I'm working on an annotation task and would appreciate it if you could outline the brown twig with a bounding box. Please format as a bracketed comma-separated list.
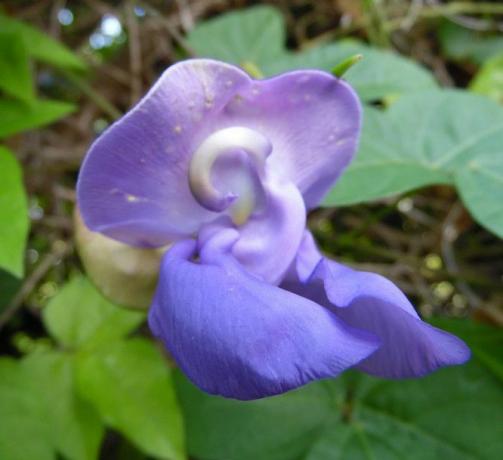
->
[139, 2, 197, 56]
[0, 241, 72, 331]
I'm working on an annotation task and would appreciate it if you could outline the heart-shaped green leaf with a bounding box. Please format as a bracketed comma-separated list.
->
[176, 319, 502, 460]
[325, 90, 503, 237]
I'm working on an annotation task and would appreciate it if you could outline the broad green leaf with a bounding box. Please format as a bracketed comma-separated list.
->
[263, 41, 437, 101]
[325, 90, 503, 236]
[76, 338, 185, 460]
[0, 14, 87, 72]
[0, 97, 75, 138]
[0, 358, 54, 460]
[470, 53, 503, 104]
[43, 276, 144, 349]
[175, 371, 338, 460]
[431, 319, 503, 383]
[176, 320, 502, 460]
[0, 31, 34, 102]
[0, 351, 103, 460]
[0, 146, 29, 278]
[439, 21, 503, 66]
[187, 6, 285, 67]
[187, 6, 437, 101]
[307, 360, 502, 460]
[455, 144, 503, 238]
[21, 350, 104, 460]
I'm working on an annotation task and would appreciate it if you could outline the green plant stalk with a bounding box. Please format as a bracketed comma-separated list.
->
[421, 2, 503, 17]
[362, 0, 390, 47]
[61, 69, 122, 120]
[386, 2, 503, 30]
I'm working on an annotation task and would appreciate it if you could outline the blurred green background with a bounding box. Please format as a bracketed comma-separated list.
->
[0, 1, 502, 459]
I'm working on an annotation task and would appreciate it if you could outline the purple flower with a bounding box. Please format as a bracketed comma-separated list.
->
[77, 59, 470, 400]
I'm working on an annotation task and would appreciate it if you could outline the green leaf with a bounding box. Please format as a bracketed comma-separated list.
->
[0, 146, 29, 278]
[307, 360, 502, 460]
[76, 338, 185, 460]
[470, 53, 503, 104]
[324, 90, 503, 236]
[0, 351, 103, 460]
[0, 269, 21, 313]
[0, 358, 55, 460]
[187, 5, 285, 67]
[439, 21, 503, 66]
[0, 97, 75, 138]
[0, 14, 87, 72]
[42, 276, 145, 349]
[456, 147, 503, 238]
[175, 371, 337, 460]
[187, 6, 437, 101]
[176, 320, 502, 460]
[0, 31, 34, 102]
[431, 319, 503, 383]
[21, 350, 104, 460]
[263, 40, 438, 101]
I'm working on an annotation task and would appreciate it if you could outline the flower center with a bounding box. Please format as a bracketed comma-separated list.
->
[189, 127, 272, 225]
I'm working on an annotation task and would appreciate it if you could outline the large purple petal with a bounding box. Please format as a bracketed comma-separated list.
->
[77, 60, 252, 246]
[148, 236, 380, 400]
[221, 71, 362, 208]
[284, 234, 470, 378]
[78, 60, 362, 247]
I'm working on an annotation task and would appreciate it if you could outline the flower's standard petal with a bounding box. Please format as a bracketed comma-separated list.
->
[77, 60, 252, 246]
[78, 59, 362, 247]
[148, 237, 380, 400]
[220, 71, 362, 207]
[286, 256, 470, 379]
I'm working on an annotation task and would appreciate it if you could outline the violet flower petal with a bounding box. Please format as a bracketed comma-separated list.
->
[284, 230, 323, 283]
[195, 169, 306, 284]
[219, 70, 362, 208]
[78, 60, 362, 247]
[284, 236, 470, 378]
[77, 60, 252, 246]
[148, 237, 380, 400]
[231, 174, 306, 284]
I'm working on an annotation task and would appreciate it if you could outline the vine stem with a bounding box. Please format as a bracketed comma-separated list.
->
[386, 2, 503, 30]
[420, 2, 503, 17]
[61, 69, 122, 120]
[303, 1, 503, 50]
[362, 0, 391, 47]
